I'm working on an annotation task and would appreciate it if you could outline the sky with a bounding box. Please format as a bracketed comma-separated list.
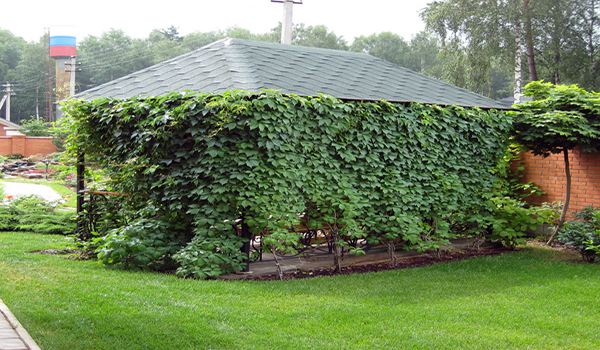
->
[3, 0, 432, 44]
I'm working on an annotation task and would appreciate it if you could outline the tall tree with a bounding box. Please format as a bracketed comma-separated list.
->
[421, 0, 519, 99]
[423, 0, 600, 99]
[532, 0, 580, 85]
[6, 39, 49, 123]
[77, 30, 150, 90]
[0, 29, 25, 82]
[407, 31, 442, 74]
[570, 0, 600, 90]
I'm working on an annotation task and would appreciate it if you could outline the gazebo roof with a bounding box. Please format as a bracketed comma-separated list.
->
[77, 38, 508, 109]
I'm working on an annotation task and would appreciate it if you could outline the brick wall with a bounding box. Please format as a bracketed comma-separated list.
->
[0, 135, 57, 157]
[520, 148, 600, 213]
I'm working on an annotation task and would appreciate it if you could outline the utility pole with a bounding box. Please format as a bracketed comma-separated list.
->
[271, 0, 302, 45]
[0, 83, 14, 121]
[65, 56, 80, 97]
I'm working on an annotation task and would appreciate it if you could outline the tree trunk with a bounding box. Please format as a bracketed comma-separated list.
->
[386, 240, 397, 267]
[547, 148, 571, 244]
[331, 226, 343, 273]
[587, 0, 598, 90]
[524, 0, 538, 81]
[514, 21, 524, 104]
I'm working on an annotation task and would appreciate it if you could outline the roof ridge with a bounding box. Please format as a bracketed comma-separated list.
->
[221, 38, 263, 91]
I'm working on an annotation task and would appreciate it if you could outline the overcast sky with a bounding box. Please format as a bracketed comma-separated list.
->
[4, 0, 432, 44]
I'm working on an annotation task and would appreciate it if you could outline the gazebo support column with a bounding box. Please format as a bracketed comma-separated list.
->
[76, 153, 85, 236]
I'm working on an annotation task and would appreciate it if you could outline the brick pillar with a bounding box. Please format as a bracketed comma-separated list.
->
[11, 135, 26, 156]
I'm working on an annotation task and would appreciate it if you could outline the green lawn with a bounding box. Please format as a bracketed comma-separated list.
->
[1, 232, 598, 349]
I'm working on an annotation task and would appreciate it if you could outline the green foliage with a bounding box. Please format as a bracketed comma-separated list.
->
[18, 118, 52, 136]
[0, 195, 76, 234]
[492, 144, 544, 200]
[76, 193, 135, 247]
[557, 206, 600, 262]
[96, 216, 188, 270]
[64, 90, 512, 278]
[512, 81, 600, 156]
[487, 197, 556, 247]
[173, 232, 247, 279]
[292, 24, 348, 50]
[453, 197, 558, 248]
[351, 32, 410, 66]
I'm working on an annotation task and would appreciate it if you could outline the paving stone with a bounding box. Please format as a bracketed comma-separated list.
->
[0, 319, 11, 329]
[0, 337, 27, 350]
[0, 329, 17, 338]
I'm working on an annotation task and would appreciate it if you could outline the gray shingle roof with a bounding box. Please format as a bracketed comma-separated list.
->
[77, 38, 508, 109]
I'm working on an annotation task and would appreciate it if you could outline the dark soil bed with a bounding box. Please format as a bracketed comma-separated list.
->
[30, 248, 79, 255]
[248, 247, 514, 281]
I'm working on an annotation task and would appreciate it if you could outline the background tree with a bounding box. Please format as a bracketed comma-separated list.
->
[406, 31, 442, 75]
[351, 32, 411, 66]
[5, 37, 48, 123]
[77, 30, 150, 90]
[532, 0, 582, 85]
[292, 24, 348, 49]
[569, 0, 600, 89]
[18, 117, 52, 136]
[0, 30, 25, 82]
[422, 0, 600, 100]
[512, 81, 600, 243]
[421, 0, 519, 99]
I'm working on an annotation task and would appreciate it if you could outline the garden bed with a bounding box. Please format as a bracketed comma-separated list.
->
[245, 246, 513, 281]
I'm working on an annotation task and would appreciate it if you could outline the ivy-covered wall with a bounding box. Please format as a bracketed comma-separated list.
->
[64, 90, 512, 278]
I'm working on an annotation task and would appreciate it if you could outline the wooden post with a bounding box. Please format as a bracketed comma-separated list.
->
[241, 217, 252, 272]
[76, 153, 85, 235]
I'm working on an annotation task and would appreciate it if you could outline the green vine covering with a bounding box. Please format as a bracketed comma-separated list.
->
[63, 91, 512, 278]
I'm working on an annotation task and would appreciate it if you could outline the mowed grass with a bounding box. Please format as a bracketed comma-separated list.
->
[1, 232, 599, 350]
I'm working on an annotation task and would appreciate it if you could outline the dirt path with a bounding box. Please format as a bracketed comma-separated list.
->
[0, 181, 62, 202]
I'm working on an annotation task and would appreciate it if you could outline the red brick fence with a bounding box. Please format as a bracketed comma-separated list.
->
[520, 148, 600, 214]
[0, 135, 57, 158]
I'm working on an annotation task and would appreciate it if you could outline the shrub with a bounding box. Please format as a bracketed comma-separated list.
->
[454, 197, 558, 248]
[95, 217, 189, 271]
[557, 206, 600, 262]
[487, 197, 557, 247]
[0, 195, 76, 235]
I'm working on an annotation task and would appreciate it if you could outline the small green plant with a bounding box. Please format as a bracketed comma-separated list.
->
[459, 197, 558, 248]
[557, 206, 600, 262]
[173, 230, 247, 279]
[95, 217, 187, 271]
